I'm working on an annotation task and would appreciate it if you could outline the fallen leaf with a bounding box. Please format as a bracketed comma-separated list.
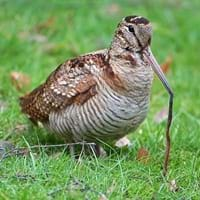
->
[169, 179, 179, 192]
[10, 71, 31, 91]
[154, 107, 168, 124]
[115, 136, 132, 148]
[34, 17, 55, 32]
[161, 56, 173, 74]
[136, 147, 149, 163]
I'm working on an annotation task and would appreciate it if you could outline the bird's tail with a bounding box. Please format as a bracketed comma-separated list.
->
[19, 84, 44, 124]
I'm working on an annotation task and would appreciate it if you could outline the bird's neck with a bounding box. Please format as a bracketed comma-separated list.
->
[108, 35, 127, 58]
[107, 45, 154, 98]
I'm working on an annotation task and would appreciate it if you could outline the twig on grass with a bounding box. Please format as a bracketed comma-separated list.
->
[0, 142, 96, 163]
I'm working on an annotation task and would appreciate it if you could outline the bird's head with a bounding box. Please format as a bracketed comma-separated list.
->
[119, 15, 152, 52]
[110, 15, 173, 100]
[111, 15, 152, 53]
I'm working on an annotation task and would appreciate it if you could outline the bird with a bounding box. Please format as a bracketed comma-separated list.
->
[20, 15, 173, 156]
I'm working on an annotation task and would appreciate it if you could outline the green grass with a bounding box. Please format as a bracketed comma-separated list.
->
[0, 0, 200, 199]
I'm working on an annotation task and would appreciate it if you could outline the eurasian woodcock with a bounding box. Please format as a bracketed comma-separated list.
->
[20, 16, 173, 173]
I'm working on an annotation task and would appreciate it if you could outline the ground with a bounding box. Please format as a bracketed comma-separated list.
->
[0, 0, 200, 199]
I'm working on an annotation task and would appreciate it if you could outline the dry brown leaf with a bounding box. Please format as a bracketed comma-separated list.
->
[34, 17, 55, 32]
[169, 179, 179, 192]
[161, 56, 173, 74]
[115, 136, 132, 148]
[10, 71, 31, 91]
[136, 147, 149, 163]
[154, 107, 168, 124]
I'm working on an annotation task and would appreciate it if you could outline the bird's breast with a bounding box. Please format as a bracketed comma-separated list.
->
[47, 77, 150, 142]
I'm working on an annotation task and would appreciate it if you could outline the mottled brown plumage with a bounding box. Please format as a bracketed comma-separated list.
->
[20, 15, 158, 140]
[20, 52, 124, 122]
[20, 16, 173, 175]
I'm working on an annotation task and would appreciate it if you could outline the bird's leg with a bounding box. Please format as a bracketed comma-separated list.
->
[69, 145, 76, 159]
[93, 144, 107, 157]
[85, 143, 105, 157]
[69, 143, 85, 160]
[94, 144, 101, 157]
[68, 142, 106, 158]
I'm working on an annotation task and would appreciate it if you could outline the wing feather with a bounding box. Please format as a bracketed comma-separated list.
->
[20, 57, 98, 122]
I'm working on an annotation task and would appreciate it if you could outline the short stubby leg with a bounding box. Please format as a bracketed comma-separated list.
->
[69, 145, 77, 159]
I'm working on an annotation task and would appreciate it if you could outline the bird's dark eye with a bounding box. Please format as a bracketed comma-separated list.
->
[128, 25, 135, 33]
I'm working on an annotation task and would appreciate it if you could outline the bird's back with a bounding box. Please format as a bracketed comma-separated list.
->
[20, 50, 108, 123]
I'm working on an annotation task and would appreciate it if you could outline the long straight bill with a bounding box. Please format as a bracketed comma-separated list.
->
[143, 47, 174, 176]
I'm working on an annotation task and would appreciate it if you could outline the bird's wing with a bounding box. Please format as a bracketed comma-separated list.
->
[20, 52, 106, 123]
